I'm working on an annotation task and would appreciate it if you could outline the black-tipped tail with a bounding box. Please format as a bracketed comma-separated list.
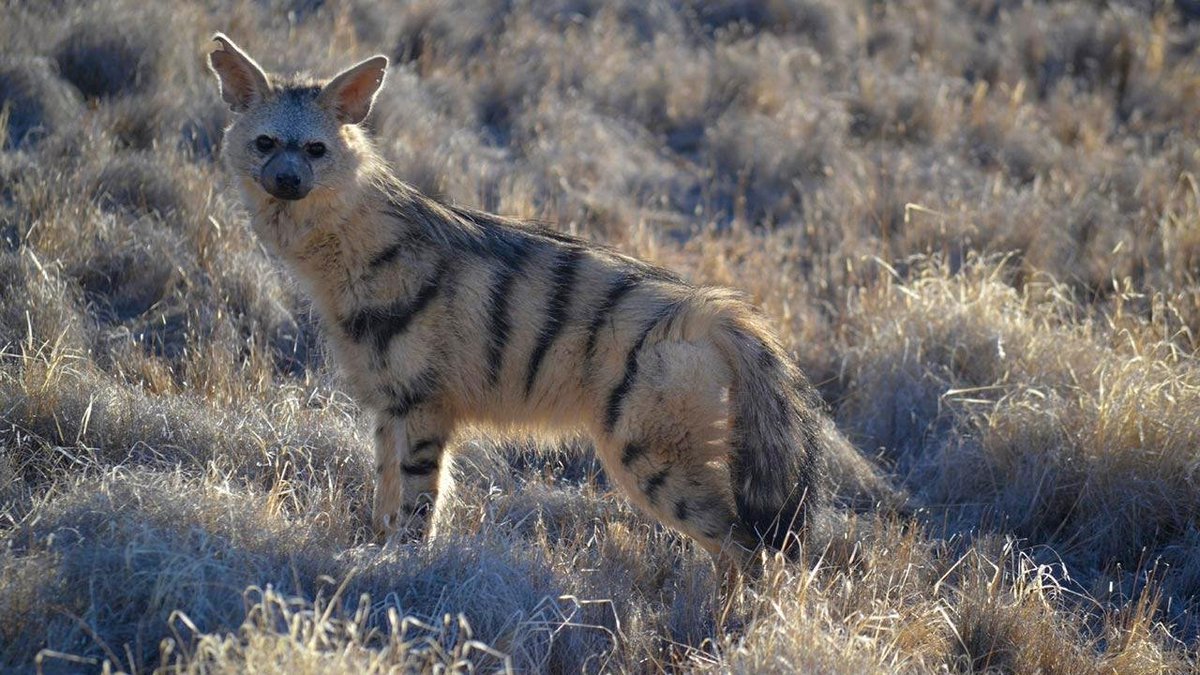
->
[715, 315, 828, 557]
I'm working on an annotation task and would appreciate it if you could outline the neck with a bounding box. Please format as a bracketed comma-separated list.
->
[241, 140, 467, 322]
[249, 158, 395, 310]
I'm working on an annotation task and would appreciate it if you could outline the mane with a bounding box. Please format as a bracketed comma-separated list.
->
[377, 175, 684, 283]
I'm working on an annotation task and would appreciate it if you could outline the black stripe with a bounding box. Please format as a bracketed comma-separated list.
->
[674, 499, 689, 521]
[484, 258, 527, 387]
[343, 262, 446, 352]
[385, 369, 438, 418]
[411, 438, 443, 457]
[620, 442, 647, 466]
[524, 247, 585, 396]
[388, 392, 427, 418]
[401, 458, 439, 476]
[644, 468, 670, 504]
[603, 303, 679, 433]
[367, 242, 405, 271]
[584, 270, 641, 368]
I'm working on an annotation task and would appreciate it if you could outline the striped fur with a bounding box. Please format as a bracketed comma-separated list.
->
[210, 36, 836, 571]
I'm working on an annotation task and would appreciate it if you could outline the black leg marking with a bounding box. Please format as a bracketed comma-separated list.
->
[410, 438, 444, 457]
[643, 468, 670, 504]
[584, 271, 641, 369]
[603, 302, 680, 433]
[620, 442, 647, 467]
[674, 498, 689, 521]
[401, 458, 440, 476]
[524, 247, 585, 396]
[343, 262, 447, 352]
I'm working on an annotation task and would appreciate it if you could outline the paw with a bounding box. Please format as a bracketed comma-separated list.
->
[372, 497, 432, 545]
[371, 507, 396, 544]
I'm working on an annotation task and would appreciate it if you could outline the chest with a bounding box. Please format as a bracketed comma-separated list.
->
[324, 329, 393, 406]
[321, 307, 447, 412]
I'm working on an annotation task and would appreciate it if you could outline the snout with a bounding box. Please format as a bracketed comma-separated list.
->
[260, 152, 312, 201]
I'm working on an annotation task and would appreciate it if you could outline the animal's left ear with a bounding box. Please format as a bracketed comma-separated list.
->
[317, 56, 389, 125]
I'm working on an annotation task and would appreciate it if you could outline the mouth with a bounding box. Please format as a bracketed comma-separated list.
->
[263, 184, 310, 201]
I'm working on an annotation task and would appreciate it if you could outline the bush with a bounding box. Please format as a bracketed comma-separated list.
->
[52, 9, 171, 99]
[0, 56, 82, 149]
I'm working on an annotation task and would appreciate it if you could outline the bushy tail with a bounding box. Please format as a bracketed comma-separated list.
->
[711, 307, 830, 556]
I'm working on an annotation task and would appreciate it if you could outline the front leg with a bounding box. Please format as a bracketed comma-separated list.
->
[372, 404, 454, 544]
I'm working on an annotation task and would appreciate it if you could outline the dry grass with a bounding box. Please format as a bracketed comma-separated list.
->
[2, 0, 1200, 671]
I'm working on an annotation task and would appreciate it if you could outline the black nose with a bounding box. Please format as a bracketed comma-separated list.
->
[270, 172, 307, 200]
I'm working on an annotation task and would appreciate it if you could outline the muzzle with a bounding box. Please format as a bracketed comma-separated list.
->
[260, 151, 313, 201]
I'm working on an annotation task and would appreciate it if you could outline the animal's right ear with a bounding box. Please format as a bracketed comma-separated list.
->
[208, 33, 270, 112]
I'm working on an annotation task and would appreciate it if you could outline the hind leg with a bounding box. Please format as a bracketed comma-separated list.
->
[597, 435, 761, 625]
[609, 444, 758, 562]
[596, 339, 760, 571]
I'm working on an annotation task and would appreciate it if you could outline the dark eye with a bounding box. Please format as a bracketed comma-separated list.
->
[305, 142, 326, 158]
[255, 135, 275, 152]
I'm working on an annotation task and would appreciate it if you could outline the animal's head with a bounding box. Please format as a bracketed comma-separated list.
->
[207, 34, 387, 203]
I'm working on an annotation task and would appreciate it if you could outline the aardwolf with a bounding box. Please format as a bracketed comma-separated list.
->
[208, 34, 843, 573]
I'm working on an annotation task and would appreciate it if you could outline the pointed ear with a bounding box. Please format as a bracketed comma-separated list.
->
[317, 56, 388, 125]
[208, 33, 270, 112]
